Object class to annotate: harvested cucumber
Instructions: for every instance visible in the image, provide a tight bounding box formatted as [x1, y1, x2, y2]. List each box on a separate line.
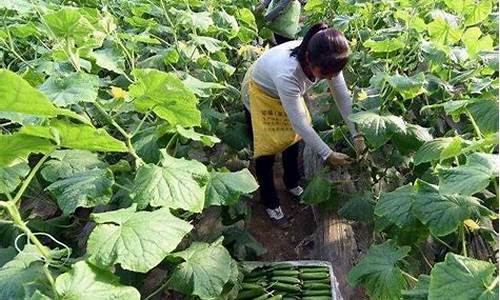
[302, 289, 332, 296]
[299, 267, 329, 273]
[300, 272, 329, 280]
[242, 283, 264, 290]
[301, 282, 331, 290]
[272, 270, 299, 277]
[270, 276, 301, 284]
[271, 282, 301, 293]
[271, 263, 294, 270]
[301, 278, 330, 284]
[236, 288, 266, 300]
[301, 296, 331, 300]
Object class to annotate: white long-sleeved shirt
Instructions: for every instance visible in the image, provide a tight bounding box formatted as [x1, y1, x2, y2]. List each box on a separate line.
[241, 40, 357, 160]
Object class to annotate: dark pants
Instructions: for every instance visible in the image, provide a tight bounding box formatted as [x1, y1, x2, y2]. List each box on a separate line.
[274, 33, 293, 45]
[245, 110, 300, 209]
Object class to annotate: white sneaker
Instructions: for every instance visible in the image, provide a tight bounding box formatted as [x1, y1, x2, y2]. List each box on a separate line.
[266, 206, 285, 220]
[265, 206, 291, 229]
[288, 186, 304, 197]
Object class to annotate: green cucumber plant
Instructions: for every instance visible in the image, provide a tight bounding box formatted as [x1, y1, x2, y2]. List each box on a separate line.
[0, 0, 263, 299]
[302, 0, 499, 299]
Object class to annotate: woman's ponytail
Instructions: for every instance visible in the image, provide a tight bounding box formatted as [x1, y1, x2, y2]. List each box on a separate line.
[290, 22, 329, 62]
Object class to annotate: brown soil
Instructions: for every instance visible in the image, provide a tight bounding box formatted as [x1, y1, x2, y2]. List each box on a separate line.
[247, 155, 317, 261]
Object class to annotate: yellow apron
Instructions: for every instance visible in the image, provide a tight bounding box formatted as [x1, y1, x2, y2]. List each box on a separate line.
[248, 80, 311, 158]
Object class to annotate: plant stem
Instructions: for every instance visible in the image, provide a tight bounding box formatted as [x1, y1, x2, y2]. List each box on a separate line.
[114, 183, 132, 192]
[13, 154, 49, 205]
[493, 179, 499, 205]
[4, 201, 50, 258]
[460, 225, 468, 257]
[486, 276, 499, 292]
[93, 102, 144, 167]
[433, 235, 455, 251]
[401, 270, 418, 283]
[144, 280, 169, 300]
[131, 112, 151, 137]
[44, 263, 59, 300]
[466, 111, 483, 139]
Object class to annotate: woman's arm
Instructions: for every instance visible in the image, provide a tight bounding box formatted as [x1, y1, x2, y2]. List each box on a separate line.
[276, 75, 333, 160]
[328, 71, 358, 137]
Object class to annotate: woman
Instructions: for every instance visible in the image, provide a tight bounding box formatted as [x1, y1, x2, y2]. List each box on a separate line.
[241, 23, 365, 228]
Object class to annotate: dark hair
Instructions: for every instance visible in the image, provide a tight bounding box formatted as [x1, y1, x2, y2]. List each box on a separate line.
[291, 22, 350, 76]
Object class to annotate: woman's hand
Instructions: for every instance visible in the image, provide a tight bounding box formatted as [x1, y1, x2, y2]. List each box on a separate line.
[327, 151, 353, 166]
[353, 135, 367, 157]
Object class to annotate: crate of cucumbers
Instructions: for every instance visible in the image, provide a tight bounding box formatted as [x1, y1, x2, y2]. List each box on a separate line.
[237, 260, 342, 300]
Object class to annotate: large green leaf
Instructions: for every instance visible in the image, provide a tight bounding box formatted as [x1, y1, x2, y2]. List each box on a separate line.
[176, 125, 221, 147]
[131, 150, 209, 211]
[39, 73, 100, 107]
[402, 274, 430, 299]
[428, 253, 498, 300]
[129, 69, 200, 127]
[40, 150, 105, 182]
[0, 163, 29, 194]
[0, 245, 44, 300]
[20, 119, 127, 152]
[375, 184, 416, 228]
[339, 192, 375, 223]
[87, 204, 193, 273]
[46, 168, 114, 215]
[0, 134, 55, 167]
[348, 240, 410, 300]
[386, 73, 427, 100]
[427, 17, 462, 45]
[468, 100, 499, 134]
[414, 137, 464, 165]
[462, 27, 494, 57]
[204, 169, 258, 207]
[182, 74, 225, 98]
[349, 111, 406, 148]
[0, 69, 83, 120]
[190, 35, 224, 53]
[43, 8, 93, 40]
[392, 124, 433, 155]
[438, 153, 499, 196]
[301, 174, 333, 204]
[92, 46, 125, 74]
[464, 0, 492, 26]
[0, 247, 16, 267]
[55, 260, 140, 300]
[168, 239, 235, 299]
[413, 180, 490, 236]
[363, 37, 405, 53]
[443, 0, 474, 15]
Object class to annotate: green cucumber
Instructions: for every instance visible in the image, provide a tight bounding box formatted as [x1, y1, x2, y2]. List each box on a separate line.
[271, 263, 294, 270]
[300, 272, 329, 280]
[301, 282, 331, 290]
[302, 289, 332, 296]
[267, 296, 283, 300]
[251, 294, 270, 300]
[271, 282, 301, 293]
[236, 288, 266, 299]
[270, 276, 301, 284]
[242, 283, 264, 290]
[299, 267, 329, 273]
[301, 278, 330, 284]
[272, 270, 299, 276]
[301, 296, 331, 300]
